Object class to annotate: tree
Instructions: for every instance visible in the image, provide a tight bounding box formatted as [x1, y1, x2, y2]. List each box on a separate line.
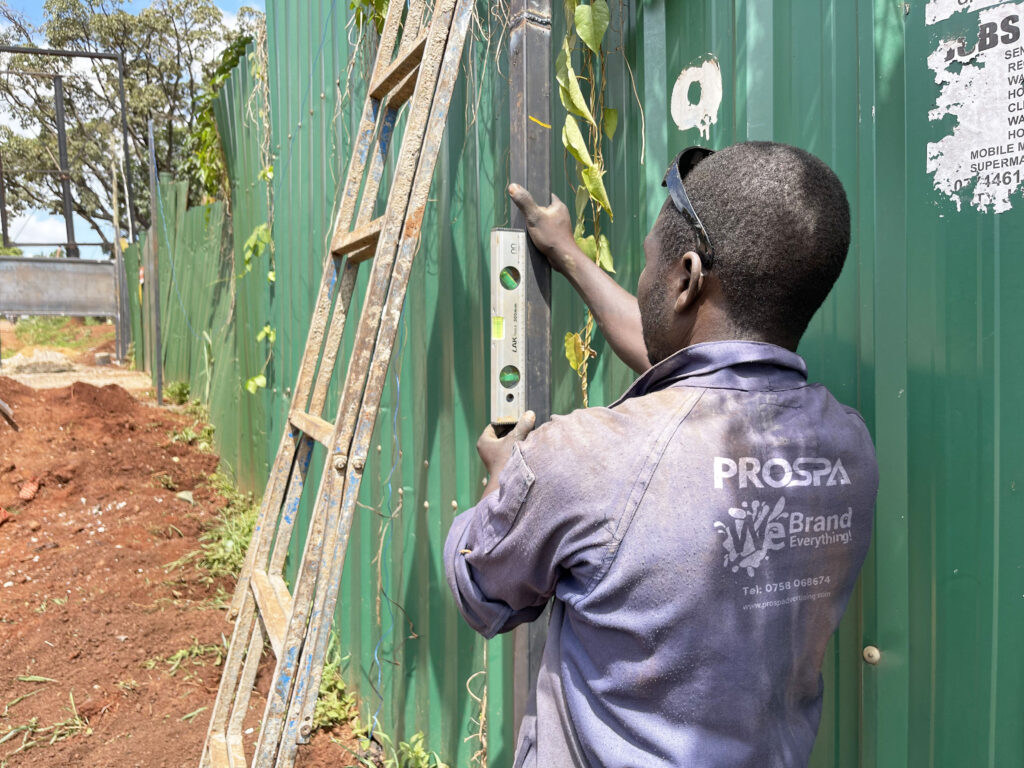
[0, 0, 259, 250]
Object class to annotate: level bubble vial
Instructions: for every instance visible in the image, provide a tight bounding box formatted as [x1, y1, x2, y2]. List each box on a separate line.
[499, 266, 521, 290]
[499, 365, 520, 388]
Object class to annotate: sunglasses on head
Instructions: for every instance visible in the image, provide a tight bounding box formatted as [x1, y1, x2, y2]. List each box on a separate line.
[662, 146, 716, 268]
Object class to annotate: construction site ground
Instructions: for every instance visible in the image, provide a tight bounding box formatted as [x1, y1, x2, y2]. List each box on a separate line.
[0, 324, 362, 766]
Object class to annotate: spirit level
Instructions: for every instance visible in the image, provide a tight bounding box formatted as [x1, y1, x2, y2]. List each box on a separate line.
[490, 228, 528, 425]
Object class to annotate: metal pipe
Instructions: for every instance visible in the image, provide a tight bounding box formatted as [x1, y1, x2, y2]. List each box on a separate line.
[52, 75, 78, 258]
[508, 0, 552, 740]
[116, 53, 137, 242]
[0, 44, 119, 60]
[0, 151, 10, 249]
[146, 119, 162, 405]
[0, 46, 139, 243]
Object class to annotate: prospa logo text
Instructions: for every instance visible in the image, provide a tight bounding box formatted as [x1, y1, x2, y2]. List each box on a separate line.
[714, 497, 854, 576]
[713, 456, 851, 490]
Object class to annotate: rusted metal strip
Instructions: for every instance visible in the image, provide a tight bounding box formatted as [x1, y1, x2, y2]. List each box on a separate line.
[289, 0, 476, 744]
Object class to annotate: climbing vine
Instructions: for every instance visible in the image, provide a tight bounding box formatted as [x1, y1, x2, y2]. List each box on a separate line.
[241, 15, 278, 396]
[558, 0, 615, 406]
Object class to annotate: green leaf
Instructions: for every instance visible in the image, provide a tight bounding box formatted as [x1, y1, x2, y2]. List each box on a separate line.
[560, 60, 595, 125]
[575, 233, 597, 262]
[582, 166, 613, 220]
[575, 185, 590, 219]
[602, 107, 618, 140]
[256, 324, 276, 344]
[243, 222, 272, 274]
[555, 37, 570, 88]
[561, 115, 593, 169]
[244, 374, 266, 394]
[563, 0, 579, 30]
[597, 233, 615, 273]
[575, 0, 610, 54]
[267, 270, 276, 283]
[564, 331, 585, 372]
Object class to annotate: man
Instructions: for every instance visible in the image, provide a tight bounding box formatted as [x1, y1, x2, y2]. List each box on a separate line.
[444, 142, 878, 767]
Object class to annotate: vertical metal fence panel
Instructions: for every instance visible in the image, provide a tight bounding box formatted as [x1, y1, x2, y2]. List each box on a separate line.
[126, 0, 1024, 763]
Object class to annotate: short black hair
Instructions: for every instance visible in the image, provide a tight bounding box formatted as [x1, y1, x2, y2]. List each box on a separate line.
[656, 141, 851, 346]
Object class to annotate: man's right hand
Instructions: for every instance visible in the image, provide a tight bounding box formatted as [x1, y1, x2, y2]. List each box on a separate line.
[508, 183, 576, 274]
[507, 181, 652, 374]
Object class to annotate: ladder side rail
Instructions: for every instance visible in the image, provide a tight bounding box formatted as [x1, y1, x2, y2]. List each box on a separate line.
[260, 0, 463, 760]
[355, 107, 400, 227]
[227, 0, 404, 619]
[288, 0, 476, 745]
[225, 622, 267, 759]
[323, 0, 459, 507]
[398, 0, 429, 53]
[202, 597, 259, 766]
[228, 247, 345, 621]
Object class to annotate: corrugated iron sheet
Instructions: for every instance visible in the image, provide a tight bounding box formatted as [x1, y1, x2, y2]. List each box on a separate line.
[135, 0, 1023, 764]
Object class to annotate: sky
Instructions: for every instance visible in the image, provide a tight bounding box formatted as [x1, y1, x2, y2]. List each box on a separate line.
[2, 1, 264, 259]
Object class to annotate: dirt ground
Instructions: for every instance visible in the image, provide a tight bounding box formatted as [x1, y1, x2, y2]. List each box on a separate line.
[0, 319, 152, 394]
[0, 377, 362, 766]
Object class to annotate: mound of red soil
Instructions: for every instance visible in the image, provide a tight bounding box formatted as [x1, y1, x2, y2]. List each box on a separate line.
[0, 379, 359, 767]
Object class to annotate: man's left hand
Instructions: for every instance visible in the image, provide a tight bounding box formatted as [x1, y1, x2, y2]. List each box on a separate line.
[477, 411, 536, 497]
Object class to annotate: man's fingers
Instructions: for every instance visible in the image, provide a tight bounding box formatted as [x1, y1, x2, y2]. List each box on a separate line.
[511, 410, 536, 440]
[508, 183, 538, 219]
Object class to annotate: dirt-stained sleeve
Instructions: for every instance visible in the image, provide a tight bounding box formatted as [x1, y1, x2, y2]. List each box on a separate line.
[444, 411, 630, 638]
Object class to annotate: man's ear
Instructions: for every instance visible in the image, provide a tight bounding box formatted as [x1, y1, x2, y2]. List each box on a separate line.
[672, 250, 705, 314]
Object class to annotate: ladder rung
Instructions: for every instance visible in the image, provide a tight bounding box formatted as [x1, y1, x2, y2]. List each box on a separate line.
[348, 242, 377, 264]
[251, 570, 289, 656]
[331, 215, 385, 257]
[289, 409, 334, 447]
[388, 67, 418, 109]
[370, 32, 428, 101]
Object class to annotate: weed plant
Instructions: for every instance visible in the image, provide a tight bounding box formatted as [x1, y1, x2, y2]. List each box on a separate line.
[13, 317, 96, 351]
[198, 471, 258, 579]
[165, 380, 190, 405]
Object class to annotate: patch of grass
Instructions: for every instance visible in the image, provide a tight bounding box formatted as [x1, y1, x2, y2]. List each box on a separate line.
[163, 470, 257, 582]
[344, 731, 449, 768]
[165, 380, 190, 405]
[313, 641, 357, 731]
[170, 421, 215, 453]
[197, 471, 258, 579]
[12, 317, 97, 351]
[115, 679, 138, 696]
[144, 636, 226, 678]
[0, 692, 91, 761]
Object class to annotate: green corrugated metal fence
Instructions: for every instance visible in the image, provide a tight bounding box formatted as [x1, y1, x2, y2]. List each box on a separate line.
[132, 0, 1024, 764]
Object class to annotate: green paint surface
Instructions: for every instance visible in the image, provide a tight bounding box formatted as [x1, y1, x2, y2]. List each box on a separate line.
[130, 2, 1024, 765]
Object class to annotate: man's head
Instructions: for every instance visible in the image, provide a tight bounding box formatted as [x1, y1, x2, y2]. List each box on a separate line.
[637, 141, 851, 364]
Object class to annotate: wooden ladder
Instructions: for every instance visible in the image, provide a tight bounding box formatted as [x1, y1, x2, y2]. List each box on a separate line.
[200, 0, 475, 764]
